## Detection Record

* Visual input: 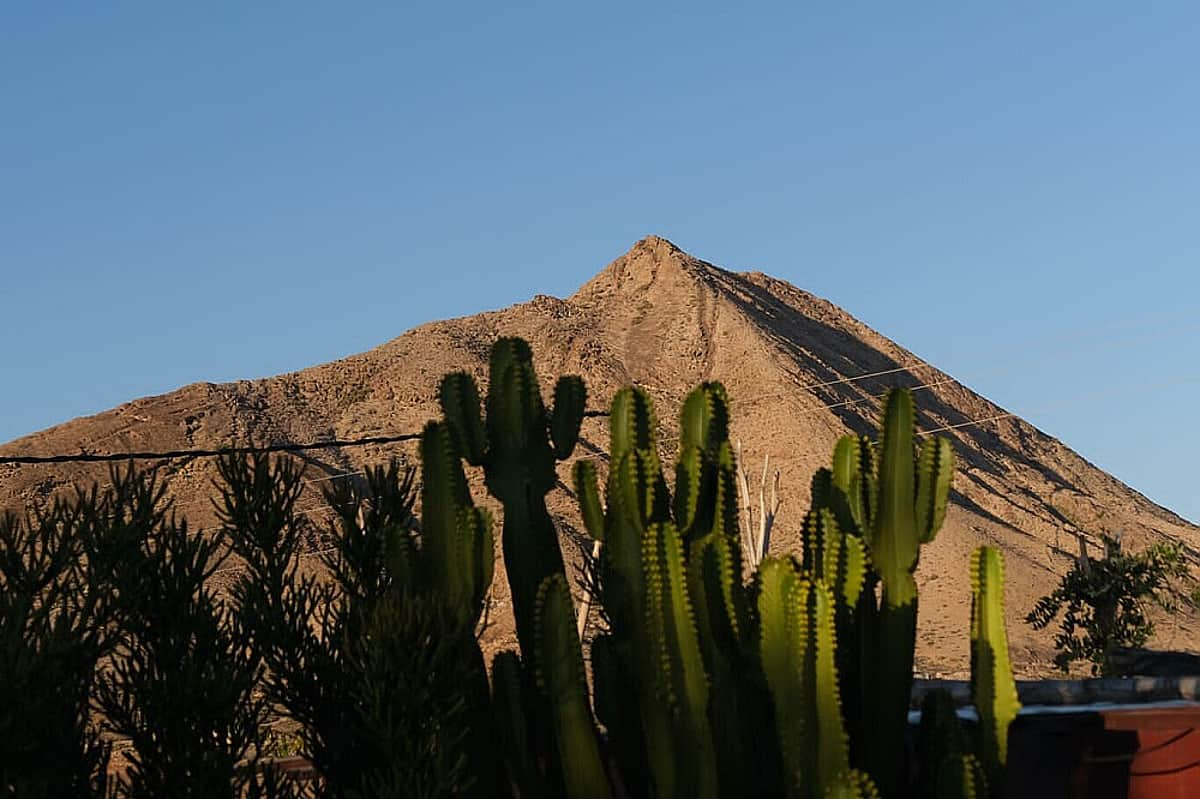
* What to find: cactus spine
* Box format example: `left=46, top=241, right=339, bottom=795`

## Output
left=970, top=546, right=1020, bottom=789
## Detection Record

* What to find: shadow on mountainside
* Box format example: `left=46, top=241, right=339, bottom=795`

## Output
left=711, top=270, right=1089, bottom=505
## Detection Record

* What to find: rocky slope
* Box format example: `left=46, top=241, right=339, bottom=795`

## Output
left=3, top=235, right=1197, bottom=674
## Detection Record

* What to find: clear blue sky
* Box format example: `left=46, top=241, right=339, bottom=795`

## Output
left=3, top=3, right=1199, bottom=521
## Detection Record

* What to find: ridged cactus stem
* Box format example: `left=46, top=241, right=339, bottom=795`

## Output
left=419, top=421, right=493, bottom=625
left=643, top=521, right=717, bottom=799
left=759, top=557, right=853, bottom=799
left=862, top=389, right=954, bottom=796
left=534, top=575, right=611, bottom=799
left=438, top=338, right=586, bottom=661
left=970, top=546, right=1020, bottom=790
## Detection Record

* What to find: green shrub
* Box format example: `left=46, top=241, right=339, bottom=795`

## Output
left=0, top=495, right=114, bottom=798
left=1027, top=532, right=1190, bottom=676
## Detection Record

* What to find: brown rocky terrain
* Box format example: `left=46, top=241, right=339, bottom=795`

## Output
left=3, top=235, right=1197, bottom=676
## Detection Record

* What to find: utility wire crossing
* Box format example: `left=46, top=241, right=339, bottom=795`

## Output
left=0, top=410, right=612, bottom=466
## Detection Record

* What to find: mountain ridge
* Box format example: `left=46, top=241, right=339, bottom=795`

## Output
left=3, top=235, right=1196, bottom=674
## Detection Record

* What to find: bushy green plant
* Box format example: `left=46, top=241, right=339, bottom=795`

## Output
left=1027, top=533, right=1189, bottom=676
left=220, top=449, right=496, bottom=798
left=95, top=467, right=287, bottom=799
left=0, top=494, right=115, bottom=798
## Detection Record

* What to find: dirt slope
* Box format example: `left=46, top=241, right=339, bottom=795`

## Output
left=3, top=235, right=1197, bottom=675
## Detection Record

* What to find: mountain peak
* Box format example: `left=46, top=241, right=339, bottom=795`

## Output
left=573, top=235, right=715, bottom=301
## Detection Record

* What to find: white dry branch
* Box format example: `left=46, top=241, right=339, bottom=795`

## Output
left=736, top=440, right=781, bottom=571
left=577, top=538, right=603, bottom=640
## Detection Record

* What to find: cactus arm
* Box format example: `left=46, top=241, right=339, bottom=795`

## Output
left=460, top=505, right=494, bottom=618
left=439, top=372, right=487, bottom=466
left=643, top=523, right=709, bottom=724
left=970, top=546, right=1020, bottom=787
left=915, top=436, right=953, bottom=543
left=673, top=445, right=704, bottom=536
left=837, top=534, right=867, bottom=612
left=679, top=383, right=730, bottom=456
left=808, top=579, right=852, bottom=795
left=644, top=521, right=718, bottom=799
left=420, top=421, right=480, bottom=622
left=573, top=460, right=606, bottom=542
left=873, top=389, right=919, bottom=604
left=609, top=386, right=656, bottom=455
left=757, top=557, right=805, bottom=795
left=802, top=508, right=835, bottom=577
left=760, top=562, right=852, bottom=798
left=485, top=339, right=556, bottom=498
left=551, top=376, right=587, bottom=460
left=533, top=575, right=611, bottom=799
left=830, top=435, right=874, bottom=536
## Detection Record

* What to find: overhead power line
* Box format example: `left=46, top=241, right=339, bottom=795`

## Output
left=0, top=410, right=612, bottom=466
left=0, top=432, right=424, bottom=466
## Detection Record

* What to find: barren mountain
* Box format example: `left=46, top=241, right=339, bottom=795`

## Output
left=3, top=235, right=1197, bottom=675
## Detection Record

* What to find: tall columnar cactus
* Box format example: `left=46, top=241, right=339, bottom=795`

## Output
left=970, top=547, right=1021, bottom=789
left=758, top=557, right=859, bottom=799
left=813, top=388, right=954, bottom=794
left=438, top=337, right=585, bottom=657
left=573, top=386, right=672, bottom=793
left=533, top=575, right=611, bottom=799
left=573, top=383, right=755, bottom=797
left=643, top=521, right=718, bottom=799
left=419, top=421, right=493, bottom=626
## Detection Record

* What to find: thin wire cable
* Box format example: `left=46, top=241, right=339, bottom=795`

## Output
left=0, top=409, right=611, bottom=467
left=737, top=311, right=1200, bottom=409
left=0, top=433, right=423, bottom=466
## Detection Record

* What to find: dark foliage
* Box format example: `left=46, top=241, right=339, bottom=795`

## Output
left=220, top=454, right=484, bottom=798
left=0, top=491, right=115, bottom=798
left=1027, top=534, right=1189, bottom=676
left=94, top=467, right=288, bottom=799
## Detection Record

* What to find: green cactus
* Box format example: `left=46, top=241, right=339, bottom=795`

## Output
left=643, top=521, right=718, bottom=799
left=970, top=547, right=1020, bottom=788
left=811, top=389, right=953, bottom=795
left=533, top=575, right=611, bottom=799
left=573, top=460, right=605, bottom=542
left=418, top=421, right=493, bottom=625
left=573, top=383, right=761, bottom=797
left=800, top=507, right=866, bottom=614
left=758, top=557, right=851, bottom=799
left=437, top=337, right=585, bottom=659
